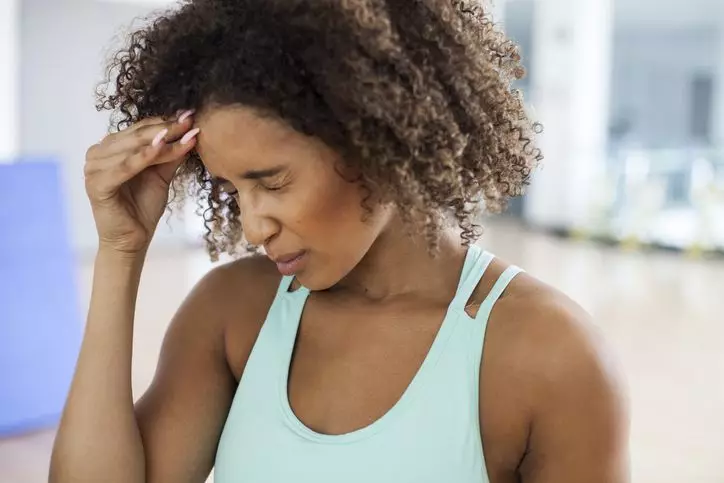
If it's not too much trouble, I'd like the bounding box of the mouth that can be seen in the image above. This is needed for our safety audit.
[270,250,308,276]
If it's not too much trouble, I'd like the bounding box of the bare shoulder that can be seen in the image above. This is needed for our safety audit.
[192,254,282,315]
[132,255,283,483]
[490,268,624,403]
[492,270,613,378]
[479,260,629,481]
[190,254,283,379]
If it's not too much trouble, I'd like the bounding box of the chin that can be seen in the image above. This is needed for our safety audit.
[294,259,352,292]
[293,248,368,292]
[294,270,332,292]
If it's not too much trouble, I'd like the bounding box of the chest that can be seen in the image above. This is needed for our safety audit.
[222,289,525,483]
[287,295,448,436]
[217,291,491,483]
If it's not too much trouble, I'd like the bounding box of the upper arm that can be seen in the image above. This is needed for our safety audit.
[519,300,630,483]
[133,258,277,483]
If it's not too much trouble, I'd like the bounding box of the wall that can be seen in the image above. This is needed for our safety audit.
[0,0,19,161]
[609,27,720,149]
[714,25,724,145]
[507,5,720,152]
[503,3,720,225]
[19,0,186,253]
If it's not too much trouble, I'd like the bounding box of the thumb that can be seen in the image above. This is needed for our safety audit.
[153,156,185,185]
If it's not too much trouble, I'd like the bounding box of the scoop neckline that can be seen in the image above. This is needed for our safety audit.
[276,246,480,444]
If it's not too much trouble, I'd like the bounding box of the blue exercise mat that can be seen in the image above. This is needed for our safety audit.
[0,160,82,436]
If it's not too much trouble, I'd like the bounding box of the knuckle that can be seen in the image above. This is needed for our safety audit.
[132,117,155,129]
[119,155,135,173]
[84,177,105,200]
[84,177,96,193]
[134,117,169,133]
[85,143,100,159]
[133,127,148,142]
[83,162,95,178]
[126,150,150,170]
[97,132,111,145]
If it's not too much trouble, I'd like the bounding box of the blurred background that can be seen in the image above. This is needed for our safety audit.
[1,0,723,482]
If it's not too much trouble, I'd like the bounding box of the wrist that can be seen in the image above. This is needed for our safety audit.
[96,245,148,269]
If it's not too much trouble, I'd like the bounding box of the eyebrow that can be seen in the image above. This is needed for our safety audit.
[214,166,285,183]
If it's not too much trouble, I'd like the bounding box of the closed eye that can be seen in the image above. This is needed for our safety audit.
[262,183,284,192]
[260,173,291,192]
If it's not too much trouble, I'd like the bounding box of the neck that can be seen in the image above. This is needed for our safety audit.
[333,222,468,302]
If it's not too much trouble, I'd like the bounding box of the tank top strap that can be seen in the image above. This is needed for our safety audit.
[275,275,296,297]
[473,265,524,324]
[449,244,496,312]
[265,275,309,343]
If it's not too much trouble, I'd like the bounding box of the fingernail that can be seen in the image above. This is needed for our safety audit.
[151,128,168,147]
[180,127,200,145]
[177,109,195,123]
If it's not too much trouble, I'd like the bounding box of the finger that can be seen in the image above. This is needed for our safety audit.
[127,109,194,135]
[153,129,200,183]
[84,150,126,179]
[98,122,174,158]
[97,123,168,157]
[93,139,168,192]
[148,127,200,166]
[84,151,126,200]
[111,127,198,184]
[125,116,169,133]
[127,109,194,132]
[99,117,166,146]
[97,110,194,157]
[86,126,199,197]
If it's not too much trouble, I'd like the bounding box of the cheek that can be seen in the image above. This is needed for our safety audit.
[292,174,368,237]
[284,169,391,288]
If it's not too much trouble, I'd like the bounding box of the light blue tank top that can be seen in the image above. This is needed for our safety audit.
[215,245,523,483]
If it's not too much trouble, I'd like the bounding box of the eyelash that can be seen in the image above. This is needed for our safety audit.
[263,183,284,192]
[220,182,284,197]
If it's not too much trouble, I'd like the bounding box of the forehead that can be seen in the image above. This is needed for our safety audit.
[194,105,314,173]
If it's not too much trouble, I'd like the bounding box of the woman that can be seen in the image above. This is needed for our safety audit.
[51,0,628,482]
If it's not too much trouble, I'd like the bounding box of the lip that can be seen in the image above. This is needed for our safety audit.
[270,250,308,276]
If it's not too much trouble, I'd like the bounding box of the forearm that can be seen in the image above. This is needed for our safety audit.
[50,248,148,483]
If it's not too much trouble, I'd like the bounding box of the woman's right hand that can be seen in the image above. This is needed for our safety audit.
[84,110,200,255]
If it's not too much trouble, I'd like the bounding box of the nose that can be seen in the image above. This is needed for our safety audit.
[237,194,280,247]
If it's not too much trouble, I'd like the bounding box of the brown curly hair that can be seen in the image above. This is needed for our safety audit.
[96,0,542,260]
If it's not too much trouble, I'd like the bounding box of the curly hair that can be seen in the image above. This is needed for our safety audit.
[96,0,542,260]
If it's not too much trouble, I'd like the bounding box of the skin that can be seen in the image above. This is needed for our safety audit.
[51,105,629,483]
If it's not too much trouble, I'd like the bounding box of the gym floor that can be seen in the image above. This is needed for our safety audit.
[1,219,722,483]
